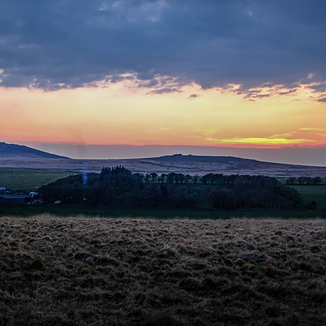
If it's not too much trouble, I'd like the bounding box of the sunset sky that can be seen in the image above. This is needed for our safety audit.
[0,0,325,165]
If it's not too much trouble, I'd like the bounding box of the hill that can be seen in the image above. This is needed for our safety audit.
[153,154,307,168]
[133,154,326,177]
[0,143,325,177]
[0,142,68,159]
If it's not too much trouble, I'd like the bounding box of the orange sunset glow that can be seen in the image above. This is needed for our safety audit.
[1,1,326,165]
[1,80,325,149]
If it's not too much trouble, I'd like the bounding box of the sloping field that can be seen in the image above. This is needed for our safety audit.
[0,169,75,191]
[291,185,326,210]
[0,216,325,325]
[1,156,326,177]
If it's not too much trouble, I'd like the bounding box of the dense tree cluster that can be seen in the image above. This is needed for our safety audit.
[39,167,302,209]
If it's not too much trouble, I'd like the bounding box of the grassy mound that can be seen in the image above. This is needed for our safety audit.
[0,216,325,325]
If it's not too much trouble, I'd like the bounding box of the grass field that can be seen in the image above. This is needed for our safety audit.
[0,168,325,213]
[0,169,75,191]
[1,205,326,219]
[0,216,325,325]
[268,178,326,210]
[290,185,326,210]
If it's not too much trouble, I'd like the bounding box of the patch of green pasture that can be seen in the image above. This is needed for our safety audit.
[0,168,76,191]
[290,185,326,209]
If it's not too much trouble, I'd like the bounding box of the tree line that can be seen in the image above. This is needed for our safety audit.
[285,176,323,185]
[39,166,303,210]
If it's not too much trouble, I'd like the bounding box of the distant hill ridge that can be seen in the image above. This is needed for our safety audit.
[0,143,325,177]
[0,142,68,159]
[154,154,307,167]
[156,153,269,163]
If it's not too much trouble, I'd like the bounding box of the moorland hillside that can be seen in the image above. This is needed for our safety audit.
[1,142,326,177]
[1,216,325,326]
[0,142,67,159]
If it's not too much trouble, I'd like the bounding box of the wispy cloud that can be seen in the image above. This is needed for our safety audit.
[188,94,199,99]
[149,87,182,94]
[299,127,326,131]
[207,137,314,146]
[279,89,297,96]
[205,127,326,147]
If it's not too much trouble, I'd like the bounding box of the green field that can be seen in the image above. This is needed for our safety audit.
[290,185,326,209]
[1,205,325,219]
[0,168,75,191]
[0,169,325,216]
[260,178,326,210]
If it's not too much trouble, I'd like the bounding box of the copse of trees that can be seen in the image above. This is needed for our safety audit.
[286,176,323,185]
[39,166,303,210]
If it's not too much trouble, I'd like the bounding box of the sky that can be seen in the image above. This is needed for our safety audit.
[0,0,326,165]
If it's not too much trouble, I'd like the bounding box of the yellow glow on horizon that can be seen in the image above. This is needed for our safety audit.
[207,137,315,146]
[0,78,326,149]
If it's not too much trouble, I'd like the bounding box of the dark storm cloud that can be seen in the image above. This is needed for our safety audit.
[1,0,326,92]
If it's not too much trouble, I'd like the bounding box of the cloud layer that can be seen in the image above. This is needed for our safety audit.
[1,0,326,92]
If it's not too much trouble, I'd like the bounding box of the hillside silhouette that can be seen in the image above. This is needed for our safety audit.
[0,142,68,159]
[0,143,325,177]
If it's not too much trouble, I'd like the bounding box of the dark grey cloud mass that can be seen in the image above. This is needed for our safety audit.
[1,0,326,92]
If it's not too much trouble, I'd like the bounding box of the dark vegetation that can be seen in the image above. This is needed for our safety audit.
[1,216,325,326]
[39,167,302,210]
[1,205,326,219]
[285,176,323,185]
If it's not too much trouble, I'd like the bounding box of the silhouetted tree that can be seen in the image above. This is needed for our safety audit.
[286,177,296,185]
[312,177,322,185]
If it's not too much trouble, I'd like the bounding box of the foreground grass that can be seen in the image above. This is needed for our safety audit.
[0,216,325,325]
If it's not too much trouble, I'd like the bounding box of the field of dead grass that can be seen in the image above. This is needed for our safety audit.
[0,216,325,326]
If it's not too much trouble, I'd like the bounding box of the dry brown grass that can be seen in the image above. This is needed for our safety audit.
[0,216,325,325]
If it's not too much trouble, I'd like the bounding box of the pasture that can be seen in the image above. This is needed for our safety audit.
[0,168,325,217]
[290,185,326,210]
[0,168,75,191]
[0,216,325,325]
[1,205,326,219]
